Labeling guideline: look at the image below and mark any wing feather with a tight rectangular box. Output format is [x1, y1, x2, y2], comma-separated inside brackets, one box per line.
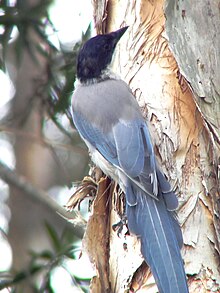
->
[113, 120, 144, 177]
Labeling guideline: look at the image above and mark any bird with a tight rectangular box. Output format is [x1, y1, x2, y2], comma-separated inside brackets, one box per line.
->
[71, 26, 189, 293]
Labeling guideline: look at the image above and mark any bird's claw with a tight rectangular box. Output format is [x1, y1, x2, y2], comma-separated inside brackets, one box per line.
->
[112, 216, 128, 237]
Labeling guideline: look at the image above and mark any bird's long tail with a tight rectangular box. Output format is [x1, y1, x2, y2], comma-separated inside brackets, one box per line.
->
[126, 183, 189, 293]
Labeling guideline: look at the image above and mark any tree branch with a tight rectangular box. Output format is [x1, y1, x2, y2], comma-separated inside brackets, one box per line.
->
[0, 160, 86, 239]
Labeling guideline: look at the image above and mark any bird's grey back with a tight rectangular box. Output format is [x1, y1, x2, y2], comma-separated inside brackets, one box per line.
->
[73, 78, 143, 133]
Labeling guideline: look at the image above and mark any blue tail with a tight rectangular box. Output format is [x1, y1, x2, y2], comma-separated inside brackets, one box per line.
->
[126, 183, 189, 293]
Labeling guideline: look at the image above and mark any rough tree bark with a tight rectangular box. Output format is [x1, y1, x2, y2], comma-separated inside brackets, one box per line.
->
[81, 0, 220, 292]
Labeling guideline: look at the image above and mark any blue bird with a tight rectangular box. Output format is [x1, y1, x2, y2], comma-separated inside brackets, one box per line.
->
[71, 26, 189, 293]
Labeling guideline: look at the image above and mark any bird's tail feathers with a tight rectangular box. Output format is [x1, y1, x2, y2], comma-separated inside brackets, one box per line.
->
[125, 183, 188, 293]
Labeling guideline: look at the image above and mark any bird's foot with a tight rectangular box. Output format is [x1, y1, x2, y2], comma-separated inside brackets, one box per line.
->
[112, 216, 129, 237]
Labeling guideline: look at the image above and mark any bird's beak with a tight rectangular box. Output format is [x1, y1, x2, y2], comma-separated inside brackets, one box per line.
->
[110, 26, 129, 43]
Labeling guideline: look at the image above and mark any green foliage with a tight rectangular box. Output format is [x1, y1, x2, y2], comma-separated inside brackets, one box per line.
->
[0, 0, 91, 135]
[0, 0, 56, 68]
[0, 223, 90, 292]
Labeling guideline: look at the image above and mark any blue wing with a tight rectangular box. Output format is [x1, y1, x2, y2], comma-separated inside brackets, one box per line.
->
[73, 111, 153, 177]
[73, 111, 118, 165]
[73, 111, 177, 210]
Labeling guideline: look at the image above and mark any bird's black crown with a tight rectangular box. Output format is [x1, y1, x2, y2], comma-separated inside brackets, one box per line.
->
[77, 26, 128, 83]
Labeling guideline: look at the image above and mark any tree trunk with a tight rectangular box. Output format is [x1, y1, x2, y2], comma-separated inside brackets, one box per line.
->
[82, 0, 220, 292]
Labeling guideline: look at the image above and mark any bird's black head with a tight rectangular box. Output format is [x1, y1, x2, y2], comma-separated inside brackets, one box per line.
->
[77, 26, 128, 83]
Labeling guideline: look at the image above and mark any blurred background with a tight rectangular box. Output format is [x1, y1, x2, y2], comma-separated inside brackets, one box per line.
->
[0, 0, 95, 292]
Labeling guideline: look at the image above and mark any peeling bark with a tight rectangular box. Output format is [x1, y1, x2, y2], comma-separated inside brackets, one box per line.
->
[83, 177, 112, 292]
[164, 0, 220, 140]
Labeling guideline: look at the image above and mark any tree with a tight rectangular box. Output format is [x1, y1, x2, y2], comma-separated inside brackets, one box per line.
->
[76, 0, 220, 292]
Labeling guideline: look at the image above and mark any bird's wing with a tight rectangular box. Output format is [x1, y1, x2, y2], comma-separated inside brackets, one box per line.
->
[73, 111, 118, 164]
[116, 121, 178, 210]
[74, 110, 159, 193]
[73, 111, 178, 210]
[112, 120, 159, 198]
